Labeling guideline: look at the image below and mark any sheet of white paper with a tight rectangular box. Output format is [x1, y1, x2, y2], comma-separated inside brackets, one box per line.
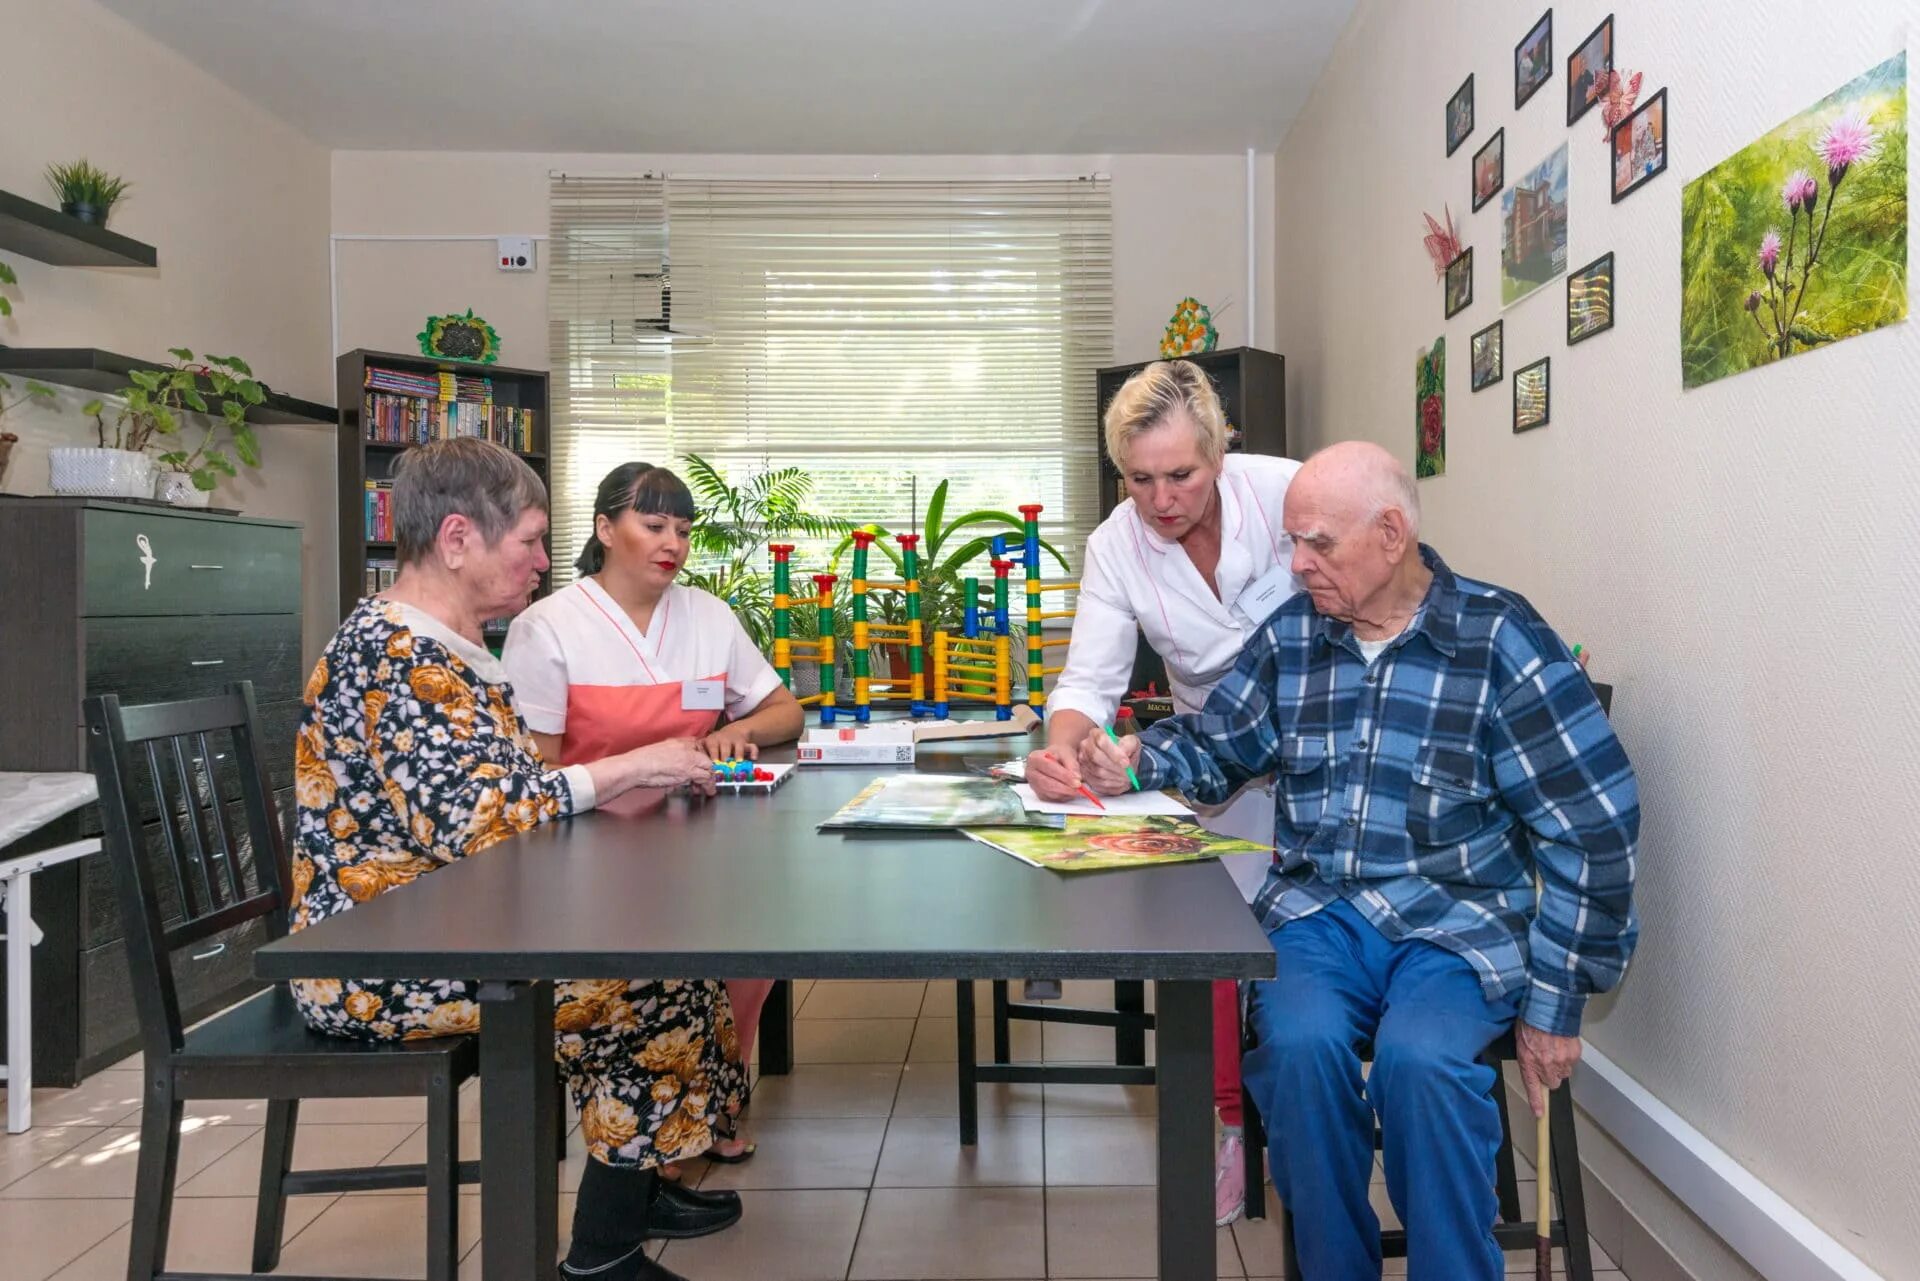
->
[1011, 783, 1194, 818]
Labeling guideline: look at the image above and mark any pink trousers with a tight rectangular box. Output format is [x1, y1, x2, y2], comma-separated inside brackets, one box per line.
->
[1214, 978, 1243, 1126]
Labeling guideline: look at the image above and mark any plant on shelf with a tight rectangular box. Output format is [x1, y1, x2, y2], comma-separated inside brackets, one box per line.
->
[678, 453, 853, 652]
[86, 349, 264, 506]
[45, 158, 131, 227]
[0, 258, 18, 317]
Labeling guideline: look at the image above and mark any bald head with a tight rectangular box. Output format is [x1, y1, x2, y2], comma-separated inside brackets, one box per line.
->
[1283, 442, 1429, 629]
[1290, 441, 1420, 539]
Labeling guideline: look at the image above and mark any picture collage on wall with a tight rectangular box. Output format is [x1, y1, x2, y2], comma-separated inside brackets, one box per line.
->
[1424, 8, 1677, 468]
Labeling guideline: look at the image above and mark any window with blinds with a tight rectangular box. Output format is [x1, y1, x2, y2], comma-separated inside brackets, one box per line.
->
[548, 173, 1112, 586]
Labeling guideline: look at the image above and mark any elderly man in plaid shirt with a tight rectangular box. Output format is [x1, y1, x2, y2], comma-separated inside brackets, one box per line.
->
[1083, 442, 1639, 1281]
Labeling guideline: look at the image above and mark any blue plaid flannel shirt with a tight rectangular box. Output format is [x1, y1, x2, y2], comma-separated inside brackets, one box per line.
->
[1133, 546, 1638, 1037]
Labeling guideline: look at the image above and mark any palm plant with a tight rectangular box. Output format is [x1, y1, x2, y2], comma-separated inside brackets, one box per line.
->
[678, 453, 851, 651]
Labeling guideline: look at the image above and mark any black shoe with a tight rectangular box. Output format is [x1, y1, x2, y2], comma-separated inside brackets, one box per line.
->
[644, 1178, 743, 1239]
[560, 1241, 690, 1280]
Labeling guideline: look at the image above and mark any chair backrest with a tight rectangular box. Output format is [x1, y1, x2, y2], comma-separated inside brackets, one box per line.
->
[83, 680, 289, 1059]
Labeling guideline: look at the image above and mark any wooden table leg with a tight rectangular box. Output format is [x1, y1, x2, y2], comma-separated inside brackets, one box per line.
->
[1154, 980, 1214, 1280]
[478, 980, 558, 1281]
[759, 978, 794, 1076]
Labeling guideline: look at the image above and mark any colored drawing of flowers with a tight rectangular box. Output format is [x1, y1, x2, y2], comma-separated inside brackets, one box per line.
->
[1415, 337, 1445, 480]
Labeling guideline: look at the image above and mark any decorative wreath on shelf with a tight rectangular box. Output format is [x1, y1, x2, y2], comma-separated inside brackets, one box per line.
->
[1159, 296, 1218, 359]
[417, 309, 501, 364]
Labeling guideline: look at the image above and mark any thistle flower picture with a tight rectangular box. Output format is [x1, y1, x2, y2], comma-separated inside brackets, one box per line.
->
[1682, 53, 1907, 388]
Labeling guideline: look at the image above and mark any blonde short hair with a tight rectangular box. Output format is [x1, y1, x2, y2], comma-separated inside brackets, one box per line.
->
[1102, 359, 1229, 471]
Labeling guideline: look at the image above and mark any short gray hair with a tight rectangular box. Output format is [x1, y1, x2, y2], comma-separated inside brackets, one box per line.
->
[1373, 463, 1421, 539]
[391, 438, 548, 567]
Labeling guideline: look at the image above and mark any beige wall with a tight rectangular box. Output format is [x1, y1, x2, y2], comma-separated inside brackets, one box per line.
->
[331, 150, 1276, 370]
[0, 0, 335, 662]
[1273, 1, 1918, 1276]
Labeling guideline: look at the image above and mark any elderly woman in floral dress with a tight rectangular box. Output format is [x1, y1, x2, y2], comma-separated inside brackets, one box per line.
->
[290, 438, 734, 1281]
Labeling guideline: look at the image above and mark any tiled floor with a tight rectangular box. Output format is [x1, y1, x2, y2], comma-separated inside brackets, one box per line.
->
[0, 978, 1631, 1280]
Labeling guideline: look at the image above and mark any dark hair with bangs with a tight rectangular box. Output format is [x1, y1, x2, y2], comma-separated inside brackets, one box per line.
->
[575, 462, 698, 575]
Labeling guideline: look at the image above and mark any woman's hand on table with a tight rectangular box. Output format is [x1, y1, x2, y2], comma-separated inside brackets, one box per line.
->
[1078, 731, 1142, 795]
[1025, 748, 1086, 802]
[698, 727, 760, 765]
[629, 738, 719, 794]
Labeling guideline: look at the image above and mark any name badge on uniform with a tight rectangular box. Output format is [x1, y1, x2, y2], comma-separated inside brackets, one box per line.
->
[1233, 565, 1294, 627]
[682, 680, 724, 711]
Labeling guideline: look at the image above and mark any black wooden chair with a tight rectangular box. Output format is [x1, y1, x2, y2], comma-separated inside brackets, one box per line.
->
[953, 979, 1155, 1143]
[86, 682, 479, 1281]
[1240, 1027, 1594, 1279]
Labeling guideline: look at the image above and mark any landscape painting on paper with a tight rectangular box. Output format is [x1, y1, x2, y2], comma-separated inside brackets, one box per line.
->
[1502, 144, 1570, 306]
[1680, 52, 1907, 389]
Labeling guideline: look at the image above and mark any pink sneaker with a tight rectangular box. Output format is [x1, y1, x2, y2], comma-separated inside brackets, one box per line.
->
[1215, 1134, 1246, 1226]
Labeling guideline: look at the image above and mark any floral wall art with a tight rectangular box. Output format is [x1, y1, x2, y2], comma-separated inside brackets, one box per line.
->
[1681, 52, 1907, 389]
[1416, 335, 1445, 479]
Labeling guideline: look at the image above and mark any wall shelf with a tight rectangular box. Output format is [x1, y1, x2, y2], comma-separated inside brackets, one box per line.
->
[0, 189, 157, 269]
[0, 347, 334, 426]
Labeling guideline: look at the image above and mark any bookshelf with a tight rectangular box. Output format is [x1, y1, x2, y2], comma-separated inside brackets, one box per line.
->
[334, 349, 551, 640]
[1091, 346, 1287, 693]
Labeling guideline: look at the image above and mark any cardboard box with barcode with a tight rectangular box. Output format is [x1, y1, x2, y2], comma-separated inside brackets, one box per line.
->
[797, 705, 1038, 764]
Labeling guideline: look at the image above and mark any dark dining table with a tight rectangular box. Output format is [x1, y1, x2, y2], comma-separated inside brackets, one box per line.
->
[255, 738, 1276, 1280]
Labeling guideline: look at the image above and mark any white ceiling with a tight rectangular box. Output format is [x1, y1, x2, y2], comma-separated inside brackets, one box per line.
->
[94, 0, 1356, 153]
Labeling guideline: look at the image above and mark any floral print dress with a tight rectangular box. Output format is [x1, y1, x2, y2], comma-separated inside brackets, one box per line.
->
[290, 598, 748, 1169]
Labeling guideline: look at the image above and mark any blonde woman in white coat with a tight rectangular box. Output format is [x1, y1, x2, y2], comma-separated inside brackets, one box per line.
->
[1027, 358, 1301, 1225]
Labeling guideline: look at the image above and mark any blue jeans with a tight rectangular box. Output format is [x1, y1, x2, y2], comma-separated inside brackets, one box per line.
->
[1243, 898, 1520, 1281]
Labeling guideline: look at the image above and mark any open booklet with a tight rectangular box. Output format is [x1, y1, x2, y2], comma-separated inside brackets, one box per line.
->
[818, 773, 1067, 831]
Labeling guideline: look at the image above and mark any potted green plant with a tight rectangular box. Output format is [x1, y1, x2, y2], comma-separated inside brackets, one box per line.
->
[45, 159, 130, 227]
[678, 455, 852, 678]
[64, 349, 264, 505]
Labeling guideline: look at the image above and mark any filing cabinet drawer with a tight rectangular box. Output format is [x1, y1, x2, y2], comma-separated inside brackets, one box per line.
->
[82, 508, 301, 616]
[84, 614, 304, 709]
[80, 917, 269, 1063]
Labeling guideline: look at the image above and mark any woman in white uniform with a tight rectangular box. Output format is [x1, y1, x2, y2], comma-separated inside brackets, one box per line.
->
[1026, 358, 1300, 1225]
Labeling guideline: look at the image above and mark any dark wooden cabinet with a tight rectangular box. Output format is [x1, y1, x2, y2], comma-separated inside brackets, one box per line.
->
[0, 498, 301, 1085]
[1092, 347, 1288, 695]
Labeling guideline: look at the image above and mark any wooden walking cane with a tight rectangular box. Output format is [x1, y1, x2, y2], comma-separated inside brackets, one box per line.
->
[1533, 870, 1553, 1281]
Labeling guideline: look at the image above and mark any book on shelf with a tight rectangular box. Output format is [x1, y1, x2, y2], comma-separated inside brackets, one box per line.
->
[364, 478, 395, 542]
[361, 365, 539, 454]
[363, 557, 398, 597]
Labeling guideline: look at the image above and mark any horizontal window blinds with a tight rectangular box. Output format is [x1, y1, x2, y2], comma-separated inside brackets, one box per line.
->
[548, 173, 670, 581]
[549, 173, 1112, 583]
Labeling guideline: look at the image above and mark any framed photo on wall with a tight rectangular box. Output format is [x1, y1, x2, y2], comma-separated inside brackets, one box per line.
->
[1612, 87, 1669, 201]
[1471, 320, 1504, 391]
[1567, 14, 1613, 124]
[1513, 356, 1551, 432]
[1447, 74, 1476, 155]
[1515, 9, 1554, 109]
[1472, 128, 1506, 211]
[1567, 252, 1615, 343]
[1445, 247, 1474, 318]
